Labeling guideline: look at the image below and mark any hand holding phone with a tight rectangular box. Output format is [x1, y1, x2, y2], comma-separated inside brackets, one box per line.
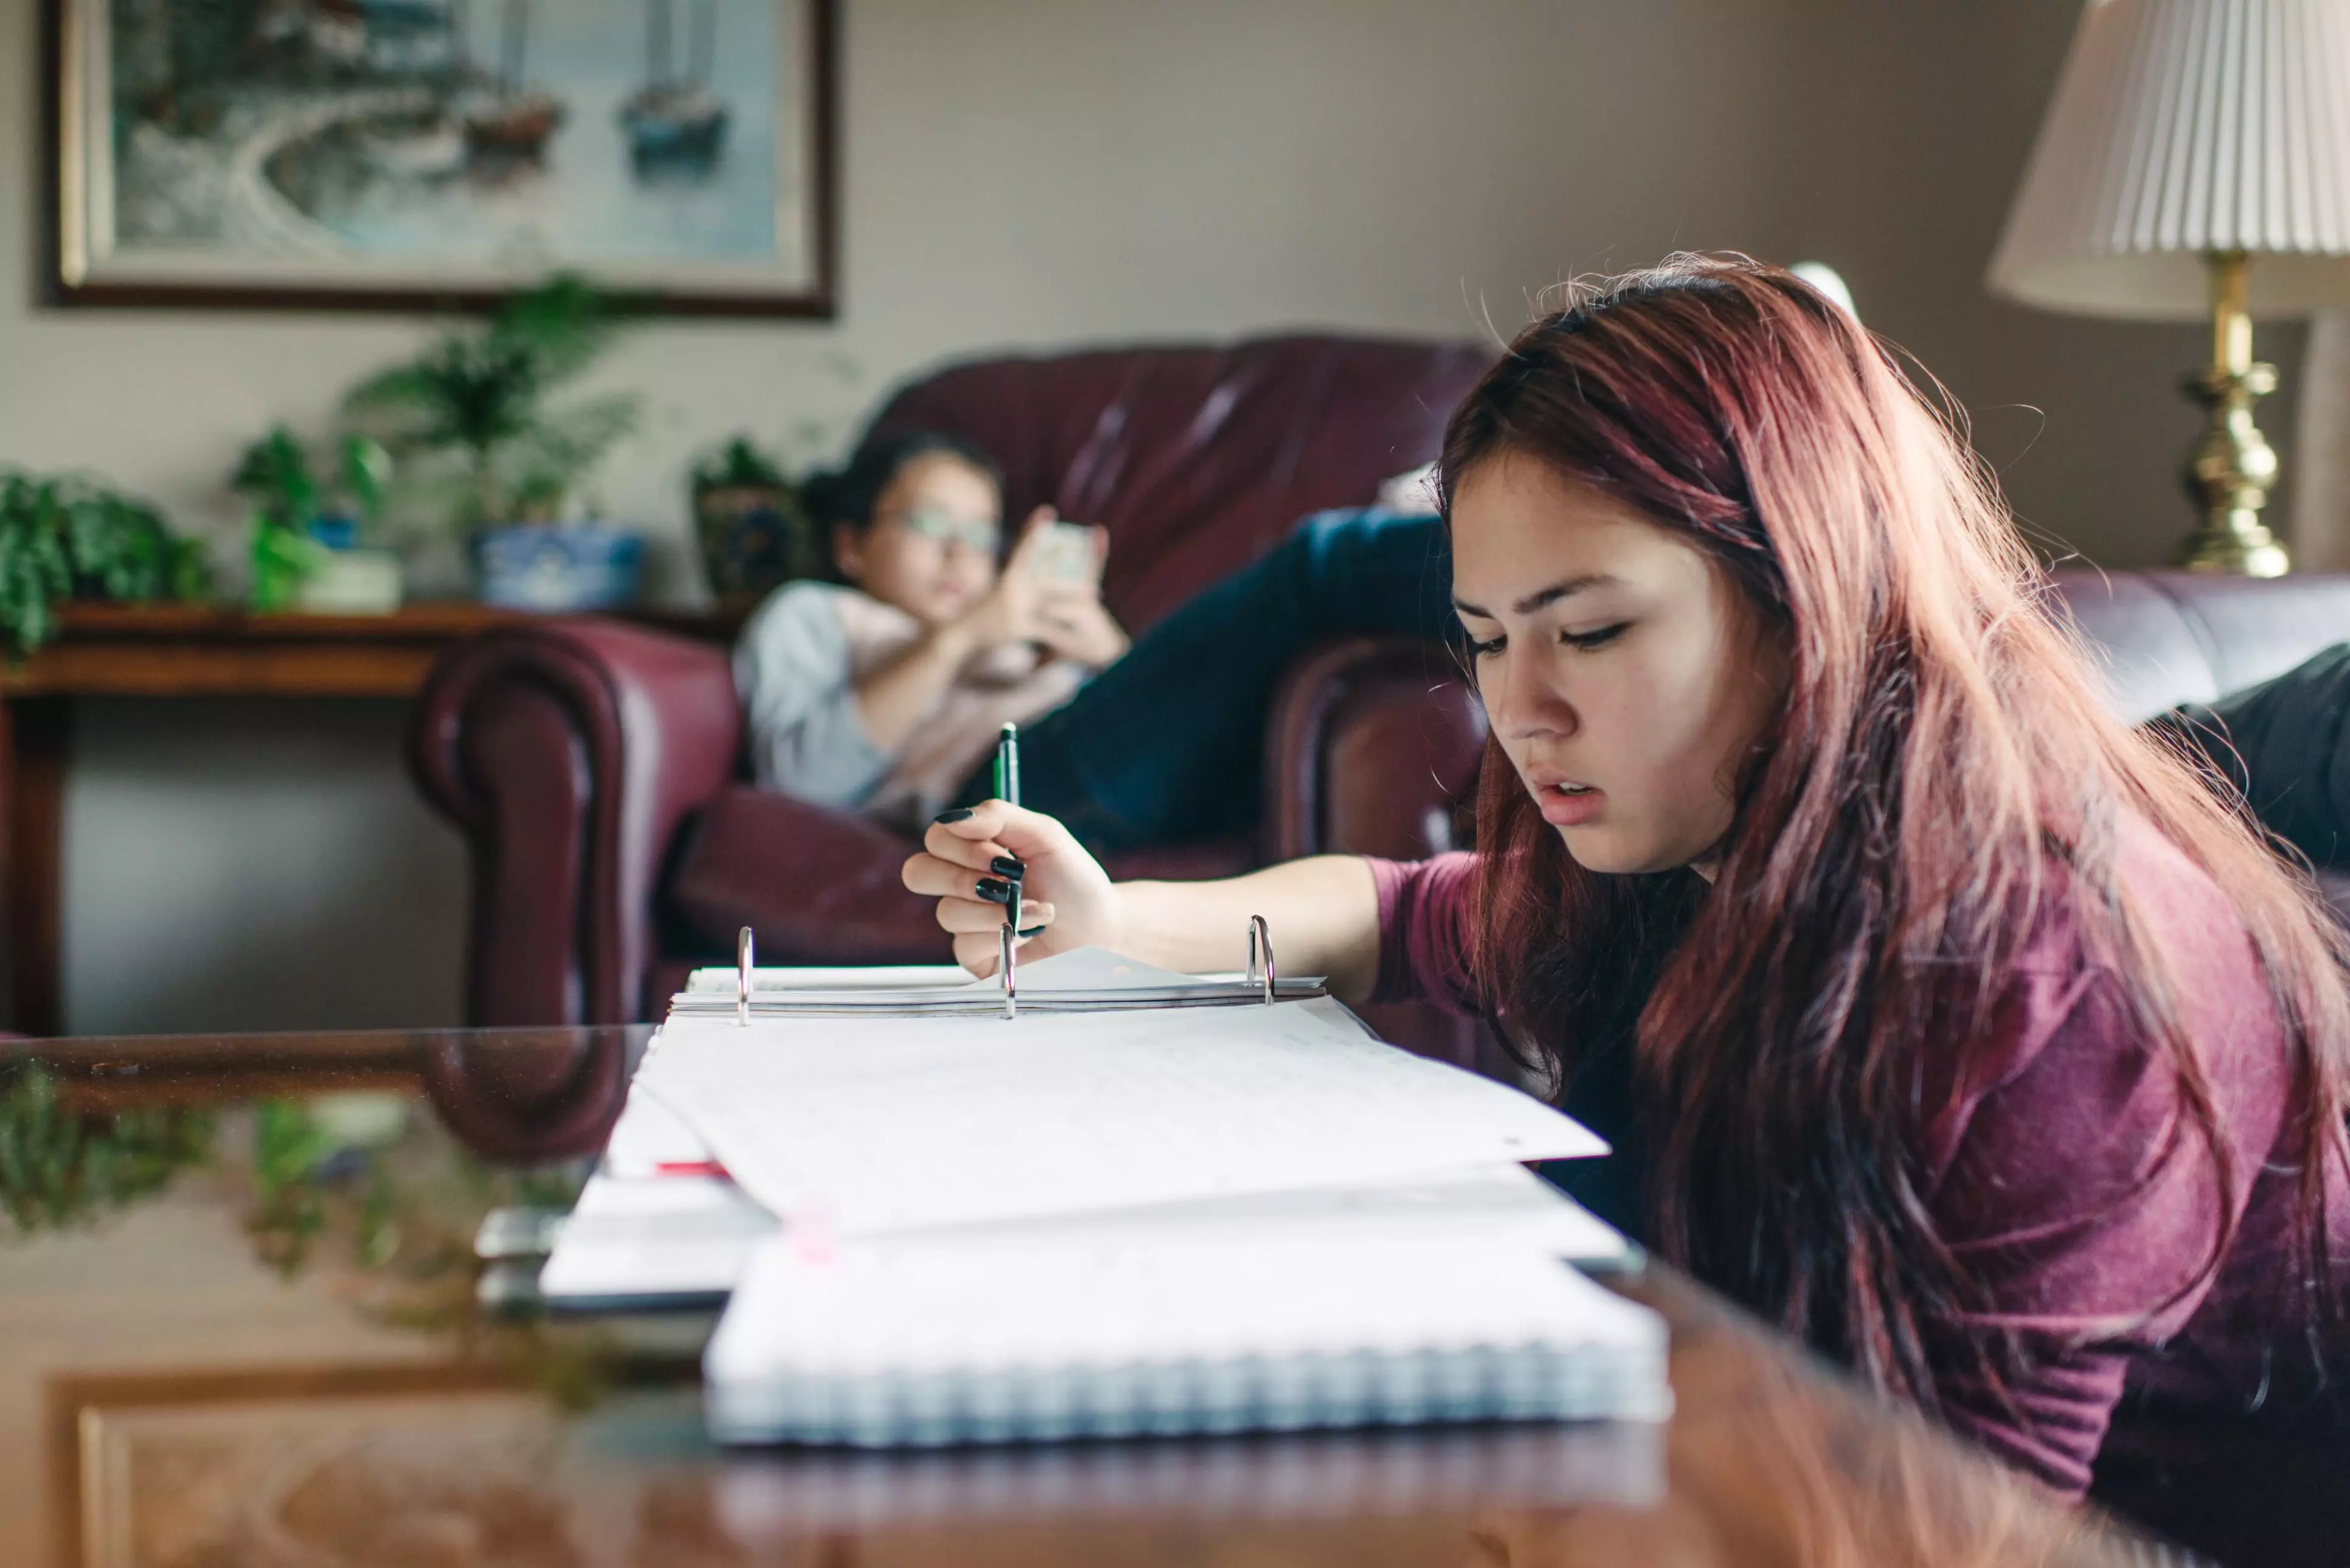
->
[1024, 519, 1103, 584]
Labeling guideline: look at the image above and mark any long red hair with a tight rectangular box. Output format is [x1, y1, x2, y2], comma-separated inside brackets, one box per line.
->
[1441, 254, 2350, 1408]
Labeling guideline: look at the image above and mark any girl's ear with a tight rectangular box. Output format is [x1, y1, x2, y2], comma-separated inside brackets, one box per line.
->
[831, 522, 866, 585]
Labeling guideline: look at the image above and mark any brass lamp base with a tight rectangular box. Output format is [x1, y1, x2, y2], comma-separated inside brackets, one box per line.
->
[2180, 361, 2289, 575]
[2178, 251, 2290, 577]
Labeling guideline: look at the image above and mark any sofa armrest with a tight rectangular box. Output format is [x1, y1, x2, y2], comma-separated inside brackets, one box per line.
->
[410, 619, 743, 1026]
[1261, 635, 1500, 1074]
[1262, 636, 1486, 861]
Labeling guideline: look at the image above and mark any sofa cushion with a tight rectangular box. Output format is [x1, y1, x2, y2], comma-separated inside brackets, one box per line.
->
[669, 789, 948, 964]
[2051, 568, 2350, 724]
[668, 786, 1254, 965]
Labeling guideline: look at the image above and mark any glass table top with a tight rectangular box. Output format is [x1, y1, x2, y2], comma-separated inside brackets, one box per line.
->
[0, 1026, 2203, 1567]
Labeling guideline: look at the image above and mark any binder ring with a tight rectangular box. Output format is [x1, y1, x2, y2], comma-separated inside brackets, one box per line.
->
[737, 925, 755, 1027]
[999, 922, 1018, 1020]
[1246, 914, 1276, 1004]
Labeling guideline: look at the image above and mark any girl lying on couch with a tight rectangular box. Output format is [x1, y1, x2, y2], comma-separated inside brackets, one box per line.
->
[734, 432, 1457, 844]
[733, 433, 1128, 832]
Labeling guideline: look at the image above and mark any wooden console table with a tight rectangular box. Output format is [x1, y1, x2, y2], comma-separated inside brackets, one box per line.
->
[0, 603, 725, 1035]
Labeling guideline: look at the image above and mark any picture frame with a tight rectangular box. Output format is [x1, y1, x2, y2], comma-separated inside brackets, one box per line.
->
[42, 0, 838, 317]
[48, 1364, 538, 1568]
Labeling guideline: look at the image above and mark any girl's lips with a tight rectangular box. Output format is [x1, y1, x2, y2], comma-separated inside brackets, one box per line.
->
[1534, 781, 1605, 827]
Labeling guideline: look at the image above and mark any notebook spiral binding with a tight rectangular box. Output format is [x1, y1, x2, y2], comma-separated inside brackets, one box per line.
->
[709, 1336, 1671, 1449]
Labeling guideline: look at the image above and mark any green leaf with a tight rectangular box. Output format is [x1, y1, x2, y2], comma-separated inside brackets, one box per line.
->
[339, 436, 392, 521]
[343, 364, 459, 427]
[249, 516, 328, 611]
[0, 468, 212, 658]
[229, 427, 319, 527]
[693, 435, 791, 492]
[337, 272, 631, 533]
[490, 271, 617, 388]
[518, 393, 639, 477]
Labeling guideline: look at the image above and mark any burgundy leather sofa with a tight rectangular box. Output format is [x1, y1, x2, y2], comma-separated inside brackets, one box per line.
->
[411, 334, 1496, 1049]
[409, 334, 2350, 1056]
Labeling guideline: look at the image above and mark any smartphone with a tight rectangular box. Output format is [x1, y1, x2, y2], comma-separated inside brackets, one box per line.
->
[1025, 520, 1100, 583]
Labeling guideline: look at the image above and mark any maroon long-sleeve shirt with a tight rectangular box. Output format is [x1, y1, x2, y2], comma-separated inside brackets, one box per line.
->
[1365, 820, 2350, 1496]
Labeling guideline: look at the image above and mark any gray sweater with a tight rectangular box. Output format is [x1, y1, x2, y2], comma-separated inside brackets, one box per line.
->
[732, 582, 1088, 829]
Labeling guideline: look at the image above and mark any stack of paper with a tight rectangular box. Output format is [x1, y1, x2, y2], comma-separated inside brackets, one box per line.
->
[547, 1078, 754, 1282]
[540, 1086, 1630, 1308]
[544, 947, 1666, 1447]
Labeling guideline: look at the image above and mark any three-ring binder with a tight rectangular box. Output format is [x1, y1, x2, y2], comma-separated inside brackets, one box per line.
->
[1246, 914, 1277, 1005]
[702, 920, 1323, 1021]
[738, 926, 755, 1027]
[999, 922, 1017, 1020]
[990, 914, 1282, 1020]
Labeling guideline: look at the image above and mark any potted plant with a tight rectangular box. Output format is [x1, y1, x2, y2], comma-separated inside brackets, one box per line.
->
[0, 471, 212, 658]
[230, 426, 402, 613]
[690, 435, 822, 612]
[342, 274, 645, 610]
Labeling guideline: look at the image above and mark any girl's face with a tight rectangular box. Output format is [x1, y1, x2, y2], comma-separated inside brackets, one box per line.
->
[833, 454, 1003, 626]
[1450, 451, 1789, 877]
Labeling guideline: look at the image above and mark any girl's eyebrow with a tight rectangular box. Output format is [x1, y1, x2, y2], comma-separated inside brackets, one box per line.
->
[1452, 573, 1621, 620]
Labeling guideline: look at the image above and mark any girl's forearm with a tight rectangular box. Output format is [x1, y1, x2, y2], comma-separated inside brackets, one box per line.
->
[1111, 855, 1382, 1006]
[852, 624, 974, 750]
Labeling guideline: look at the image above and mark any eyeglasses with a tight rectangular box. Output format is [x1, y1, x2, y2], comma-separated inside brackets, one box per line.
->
[886, 507, 1000, 554]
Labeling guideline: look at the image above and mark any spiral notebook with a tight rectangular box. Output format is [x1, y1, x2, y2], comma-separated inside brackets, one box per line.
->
[706, 1215, 1669, 1448]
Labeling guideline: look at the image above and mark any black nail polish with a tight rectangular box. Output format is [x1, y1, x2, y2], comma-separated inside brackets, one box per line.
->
[991, 855, 1025, 880]
[933, 807, 974, 824]
[976, 877, 1014, 904]
[1017, 925, 1046, 938]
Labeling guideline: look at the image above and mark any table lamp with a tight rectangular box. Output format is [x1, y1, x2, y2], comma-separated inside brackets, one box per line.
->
[1988, 0, 2350, 575]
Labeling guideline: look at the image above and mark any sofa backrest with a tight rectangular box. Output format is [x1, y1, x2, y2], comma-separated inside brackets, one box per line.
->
[2049, 569, 2350, 723]
[858, 334, 1495, 631]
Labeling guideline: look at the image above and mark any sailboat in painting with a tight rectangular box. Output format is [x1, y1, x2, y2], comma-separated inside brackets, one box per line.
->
[462, 0, 566, 164]
[620, 0, 730, 168]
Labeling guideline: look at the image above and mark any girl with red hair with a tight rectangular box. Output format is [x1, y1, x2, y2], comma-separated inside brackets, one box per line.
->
[904, 254, 2350, 1498]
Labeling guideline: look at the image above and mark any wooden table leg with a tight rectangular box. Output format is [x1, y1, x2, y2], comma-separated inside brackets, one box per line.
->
[1, 698, 70, 1036]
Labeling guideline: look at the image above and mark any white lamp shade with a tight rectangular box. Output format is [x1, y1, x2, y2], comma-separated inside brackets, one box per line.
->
[1989, 0, 2350, 321]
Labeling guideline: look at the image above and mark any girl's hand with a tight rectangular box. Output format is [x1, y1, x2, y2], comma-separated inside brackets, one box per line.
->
[1034, 588, 1129, 668]
[902, 801, 1120, 976]
[949, 508, 1060, 653]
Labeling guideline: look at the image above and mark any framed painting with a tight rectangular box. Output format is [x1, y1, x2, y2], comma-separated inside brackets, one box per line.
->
[43, 0, 837, 316]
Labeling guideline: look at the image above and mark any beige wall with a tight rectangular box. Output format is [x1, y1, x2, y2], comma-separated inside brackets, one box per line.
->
[0, 0, 2286, 1032]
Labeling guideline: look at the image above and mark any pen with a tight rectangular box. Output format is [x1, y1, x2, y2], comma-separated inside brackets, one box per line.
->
[994, 723, 1023, 977]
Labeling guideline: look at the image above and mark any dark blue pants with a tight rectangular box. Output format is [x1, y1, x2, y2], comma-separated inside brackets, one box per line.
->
[2162, 643, 2350, 868]
[960, 508, 1457, 852]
